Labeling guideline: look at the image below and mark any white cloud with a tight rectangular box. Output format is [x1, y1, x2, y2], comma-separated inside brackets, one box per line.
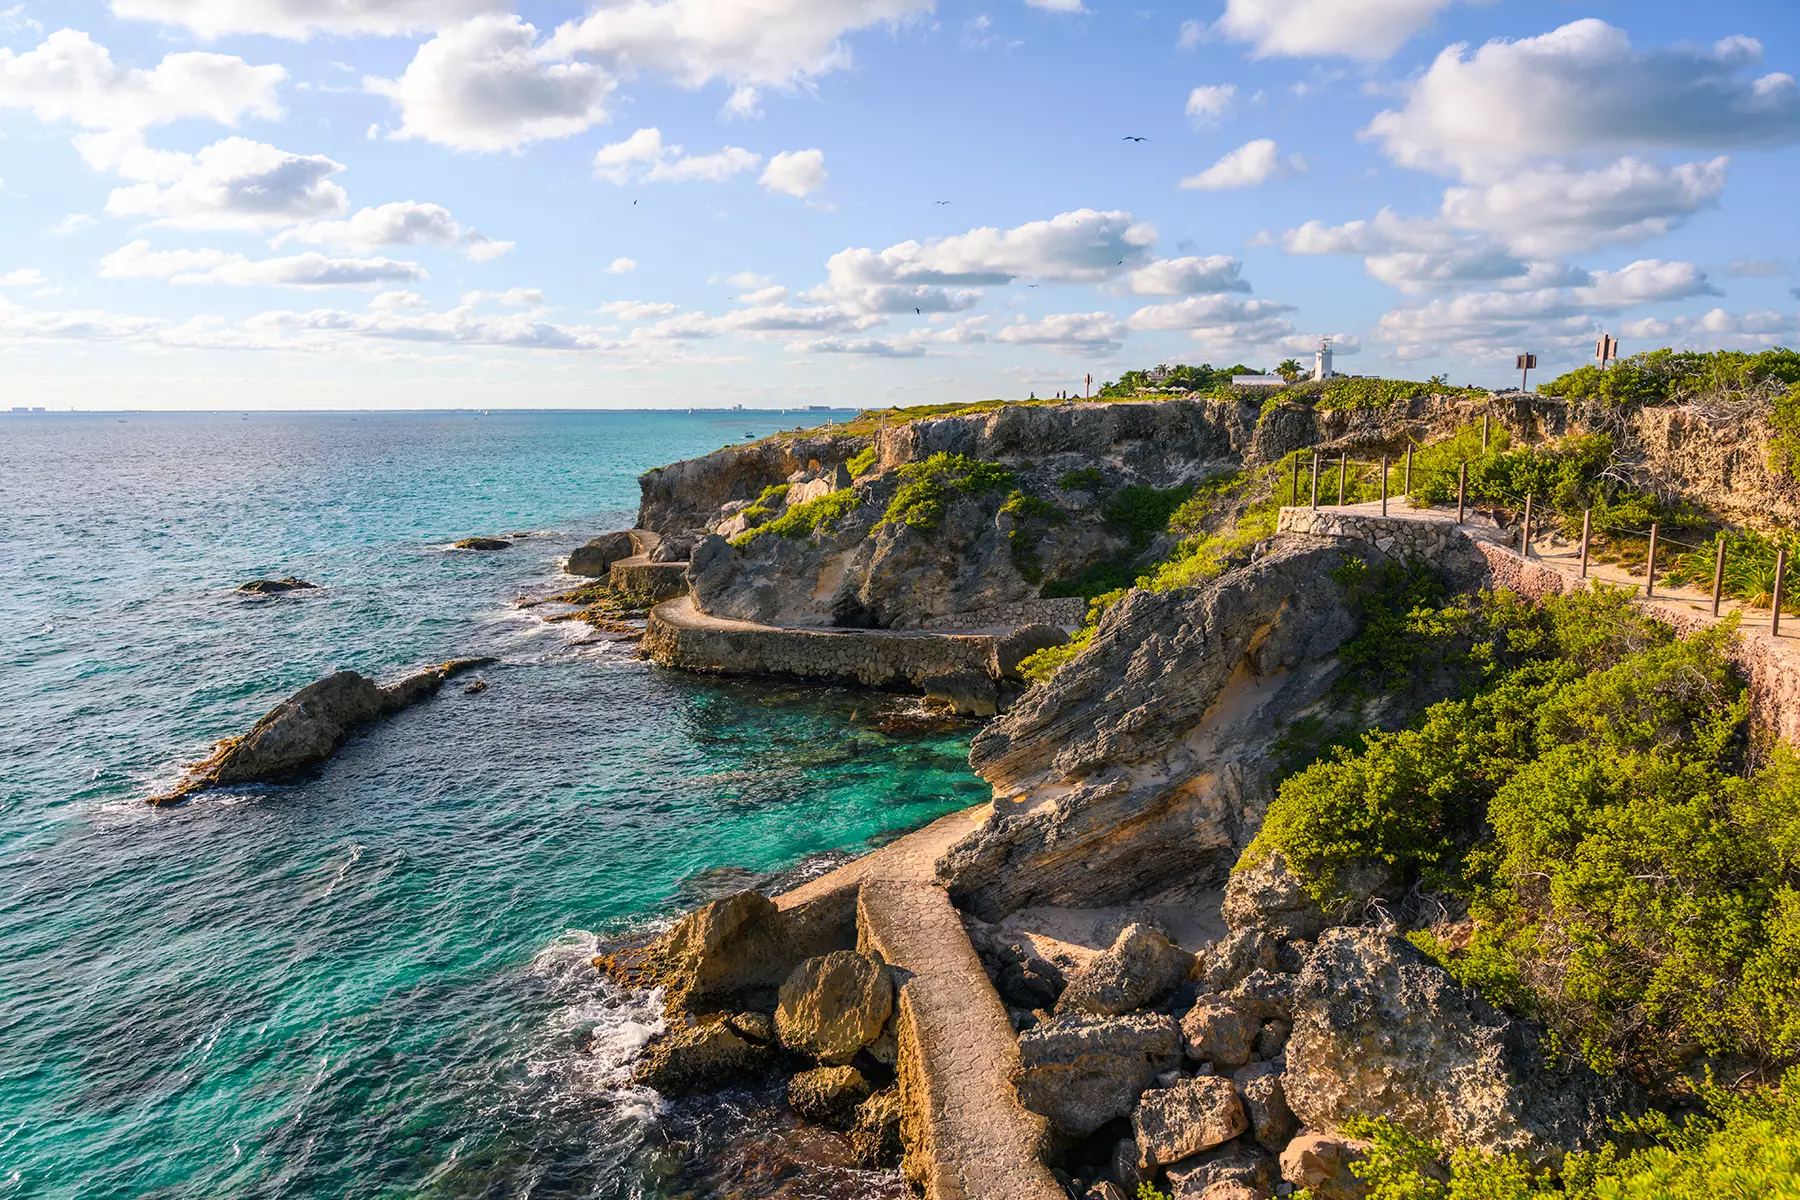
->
[1128, 294, 1298, 346]
[1366, 20, 1800, 179]
[1185, 84, 1236, 128]
[790, 334, 926, 357]
[460, 287, 544, 306]
[737, 285, 788, 304]
[277, 200, 512, 260]
[1619, 308, 1800, 351]
[50, 214, 96, 235]
[1, 268, 47, 287]
[1216, 0, 1479, 62]
[103, 137, 349, 232]
[1726, 258, 1785, 279]
[760, 148, 826, 197]
[1575, 260, 1719, 308]
[249, 304, 622, 350]
[1024, 0, 1083, 12]
[1438, 157, 1730, 257]
[367, 15, 612, 153]
[1, 4, 41, 34]
[0, 29, 284, 132]
[593, 128, 761, 184]
[600, 299, 679, 320]
[606, 257, 638, 274]
[1179, 138, 1297, 190]
[1177, 20, 1204, 50]
[111, 0, 507, 39]
[100, 239, 426, 288]
[727, 270, 771, 288]
[995, 312, 1129, 355]
[371, 289, 427, 309]
[1125, 256, 1250, 296]
[546, 0, 932, 93]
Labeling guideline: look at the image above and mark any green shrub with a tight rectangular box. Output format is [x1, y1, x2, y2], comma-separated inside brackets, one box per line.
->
[1017, 589, 1127, 684]
[1409, 432, 1695, 536]
[1040, 481, 1197, 598]
[1539, 348, 1800, 408]
[1769, 383, 1800, 486]
[1001, 489, 1066, 581]
[1664, 528, 1800, 613]
[1058, 466, 1107, 491]
[845, 445, 878, 477]
[732, 487, 862, 545]
[880, 453, 1016, 535]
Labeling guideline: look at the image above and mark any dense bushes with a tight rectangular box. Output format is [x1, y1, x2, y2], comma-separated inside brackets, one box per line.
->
[880, 452, 1016, 534]
[1409, 432, 1693, 537]
[1251, 585, 1800, 1077]
[1539, 348, 1800, 408]
[732, 487, 862, 544]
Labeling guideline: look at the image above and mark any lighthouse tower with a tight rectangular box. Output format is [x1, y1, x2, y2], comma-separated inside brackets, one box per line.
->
[1312, 338, 1335, 382]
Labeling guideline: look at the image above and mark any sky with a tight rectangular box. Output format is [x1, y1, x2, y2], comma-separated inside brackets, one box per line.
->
[0, 0, 1797, 410]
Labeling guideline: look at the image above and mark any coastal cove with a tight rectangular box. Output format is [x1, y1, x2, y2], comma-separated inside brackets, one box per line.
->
[0, 411, 984, 1199]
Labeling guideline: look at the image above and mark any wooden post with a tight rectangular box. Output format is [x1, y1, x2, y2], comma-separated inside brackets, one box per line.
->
[1711, 538, 1726, 618]
[1482, 413, 1490, 453]
[1381, 455, 1389, 516]
[1520, 493, 1533, 558]
[1457, 463, 1467, 524]
[1404, 444, 1413, 498]
[1645, 523, 1659, 598]
[1292, 456, 1301, 506]
[1579, 509, 1591, 577]
[1310, 454, 1320, 509]
[1337, 452, 1347, 506]
[1776, 549, 1788, 637]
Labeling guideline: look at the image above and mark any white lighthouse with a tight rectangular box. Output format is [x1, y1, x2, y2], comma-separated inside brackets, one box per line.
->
[1312, 338, 1335, 382]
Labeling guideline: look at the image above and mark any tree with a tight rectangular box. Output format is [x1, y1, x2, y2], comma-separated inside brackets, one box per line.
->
[1428, 373, 1449, 387]
[1277, 358, 1303, 382]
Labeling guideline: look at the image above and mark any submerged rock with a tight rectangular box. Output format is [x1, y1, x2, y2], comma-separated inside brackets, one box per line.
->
[1013, 1011, 1181, 1136]
[633, 1016, 778, 1095]
[453, 537, 511, 550]
[1284, 928, 1637, 1168]
[1056, 923, 1194, 1017]
[236, 576, 316, 594]
[848, 1087, 904, 1168]
[567, 530, 636, 577]
[150, 658, 495, 804]
[775, 950, 894, 1065]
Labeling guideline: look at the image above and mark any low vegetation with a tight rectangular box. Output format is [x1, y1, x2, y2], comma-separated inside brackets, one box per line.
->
[1666, 528, 1800, 614]
[1539, 347, 1800, 409]
[732, 487, 862, 545]
[880, 452, 1017, 535]
[845, 445, 878, 477]
[1273, 377, 1489, 410]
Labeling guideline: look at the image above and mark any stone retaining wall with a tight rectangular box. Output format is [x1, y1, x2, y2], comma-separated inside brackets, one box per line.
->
[919, 597, 1088, 631]
[646, 597, 1004, 690]
[1277, 506, 1464, 560]
[610, 558, 689, 600]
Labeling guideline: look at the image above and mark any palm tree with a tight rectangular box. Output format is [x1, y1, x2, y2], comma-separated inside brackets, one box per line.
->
[1276, 358, 1303, 383]
[1428, 373, 1449, 387]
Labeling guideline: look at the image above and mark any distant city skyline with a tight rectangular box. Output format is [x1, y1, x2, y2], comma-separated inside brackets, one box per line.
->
[0, 0, 1796, 409]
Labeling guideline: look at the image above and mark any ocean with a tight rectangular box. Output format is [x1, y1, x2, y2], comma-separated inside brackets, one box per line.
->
[0, 411, 986, 1199]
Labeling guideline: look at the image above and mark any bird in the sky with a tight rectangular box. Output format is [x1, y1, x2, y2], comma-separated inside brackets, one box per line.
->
[934, 200, 952, 205]
[915, 307, 922, 315]
[1123, 136, 1148, 142]
[1028, 284, 1039, 288]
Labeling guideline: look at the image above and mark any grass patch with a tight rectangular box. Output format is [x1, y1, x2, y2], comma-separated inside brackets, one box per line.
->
[732, 487, 863, 545]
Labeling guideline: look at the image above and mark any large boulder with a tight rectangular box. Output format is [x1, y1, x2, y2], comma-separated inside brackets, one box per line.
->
[568, 531, 636, 576]
[1132, 1076, 1249, 1169]
[1181, 996, 1259, 1069]
[1056, 923, 1195, 1017]
[1223, 851, 1331, 941]
[1232, 1061, 1298, 1152]
[632, 1016, 776, 1094]
[774, 950, 894, 1065]
[1284, 928, 1638, 1168]
[236, 576, 316, 594]
[651, 890, 794, 1014]
[1165, 1139, 1278, 1198]
[848, 1087, 904, 1167]
[920, 669, 1000, 718]
[787, 1065, 872, 1128]
[1278, 1131, 1371, 1200]
[1013, 1012, 1181, 1136]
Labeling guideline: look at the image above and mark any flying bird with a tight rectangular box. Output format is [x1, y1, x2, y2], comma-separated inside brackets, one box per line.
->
[934, 200, 952, 205]
[1028, 284, 1039, 288]
[915, 307, 922, 315]
[1123, 136, 1148, 142]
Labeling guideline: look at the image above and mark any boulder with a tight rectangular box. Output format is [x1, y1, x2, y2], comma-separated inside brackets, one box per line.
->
[848, 1087, 904, 1168]
[920, 669, 999, 718]
[1278, 1131, 1371, 1200]
[453, 537, 511, 550]
[997, 947, 1067, 1011]
[1255, 1020, 1291, 1060]
[632, 1016, 776, 1094]
[652, 890, 794, 1014]
[148, 659, 495, 804]
[1165, 1139, 1277, 1198]
[1284, 928, 1638, 1169]
[236, 577, 316, 594]
[1181, 997, 1259, 1069]
[651, 534, 694, 563]
[1057, 923, 1195, 1018]
[774, 950, 894, 1065]
[1187, 1185, 1262, 1200]
[1198, 931, 1281, 994]
[992, 624, 1071, 681]
[1013, 1012, 1181, 1136]
[1223, 852, 1331, 941]
[568, 531, 635, 577]
[1232, 1062, 1298, 1152]
[1131, 1076, 1248, 1169]
[787, 1065, 872, 1128]
[1084, 1184, 1127, 1200]
[1226, 970, 1295, 1022]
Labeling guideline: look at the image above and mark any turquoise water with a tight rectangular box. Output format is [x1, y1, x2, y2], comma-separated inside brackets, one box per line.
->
[0, 412, 987, 1199]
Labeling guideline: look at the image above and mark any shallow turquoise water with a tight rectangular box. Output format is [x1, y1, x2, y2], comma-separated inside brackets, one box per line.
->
[0, 412, 985, 1199]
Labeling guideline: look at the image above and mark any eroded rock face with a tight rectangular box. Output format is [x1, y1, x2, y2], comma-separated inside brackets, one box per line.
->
[150, 659, 494, 804]
[633, 1017, 777, 1094]
[568, 531, 635, 577]
[1132, 1075, 1248, 1168]
[1056, 923, 1194, 1017]
[848, 1087, 904, 1167]
[787, 1065, 872, 1128]
[652, 890, 795, 1014]
[1182, 997, 1259, 1070]
[774, 950, 894, 1065]
[1285, 928, 1636, 1168]
[1013, 1012, 1181, 1136]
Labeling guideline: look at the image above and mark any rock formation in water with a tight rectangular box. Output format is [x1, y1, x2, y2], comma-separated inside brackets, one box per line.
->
[236, 577, 317, 594]
[453, 537, 511, 551]
[150, 658, 494, 805]
[566, 530, 635, 577]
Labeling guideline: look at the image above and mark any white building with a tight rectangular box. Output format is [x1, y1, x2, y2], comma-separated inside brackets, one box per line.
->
[1232, 374, 1285, 388]
[1312, 338, 1336, 382]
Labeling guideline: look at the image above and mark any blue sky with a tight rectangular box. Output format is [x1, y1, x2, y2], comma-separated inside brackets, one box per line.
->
[1, 0, 1797, 409]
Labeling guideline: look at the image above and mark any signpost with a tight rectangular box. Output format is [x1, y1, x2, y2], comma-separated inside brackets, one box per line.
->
[1595, 334, 1620, 369]
[1516, 353, 1537, 392]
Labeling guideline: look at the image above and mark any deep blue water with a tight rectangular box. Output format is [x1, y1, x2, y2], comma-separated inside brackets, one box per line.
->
[0, 412, 986, 1199]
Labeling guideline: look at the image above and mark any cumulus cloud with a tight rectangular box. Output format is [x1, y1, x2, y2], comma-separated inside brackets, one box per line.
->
[1128, 294, 1298, 345]
[1280, 208, 1560, 293]
[249, 304, 622, 351]
[593, 127, 762, 184]
[110, 0, 507, 39]
[599, 299, 679, 320]
[1179, 139, 1301, 190]
[276, 200, 512, 260]
[1124, 256, 1250, 296]
[50, 214, 97, 235]
[994, 312, 1129, 355]
[1575, 259, 1720, 308]
[1619, 308, 1800, 351]
[0, 29, 284, 132]
[1366, 21, 1800, 179]
[367, 15, 612, 152]
[1438, 157, 1730, 257]
[789, 334, 926, 357]
[102, 138, 349, 231]
[546, 0, 931, 93]
[1726, 258, 1785, 279]
[460, 287, 544, 306]
[100, 239, 426, 288]
[606, 257, 638, 274]
[760, 149, 826, 197]
[371, 289, 428, 309]
[1185, 84, 1236, 127]
[1216, 0, 1481, 61]
[0, 268, 48, 287]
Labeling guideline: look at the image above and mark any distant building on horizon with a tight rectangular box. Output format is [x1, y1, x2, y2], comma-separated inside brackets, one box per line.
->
[1232, 374, 1285, 387]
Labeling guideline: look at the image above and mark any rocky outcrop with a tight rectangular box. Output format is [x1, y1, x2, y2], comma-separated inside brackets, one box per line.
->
[151, 658, 494, 804]
[1055, 923, 1194, 1017]
[849, 1087, 905, 1166]
[1131, 1076, 1248, 1168]
[1284, 928, 1636, 1168]
[452, 537, 511, 550]
[236, 576, 316, 594]
[567, 530, 635, 577]
[633, 1014, 779, 1094]
[1279, 1131, 1371, 1200]
[787, 1065, 873, 1127]
[774, 950, 894, 1065]
[1013, 1012, 1181, 1136]
[940, 535, 1477, 920]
